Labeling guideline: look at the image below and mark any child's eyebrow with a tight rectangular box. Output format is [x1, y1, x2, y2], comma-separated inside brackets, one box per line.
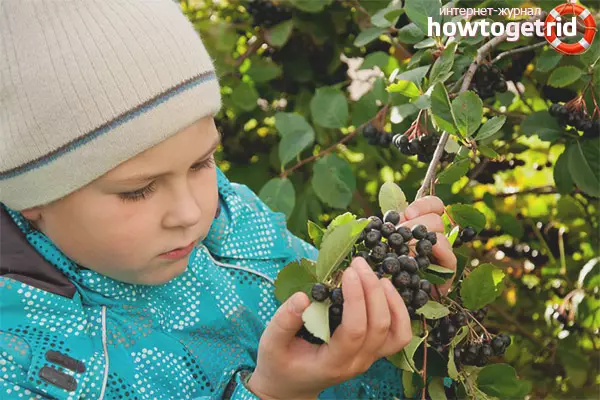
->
[109, 136, 221, 184]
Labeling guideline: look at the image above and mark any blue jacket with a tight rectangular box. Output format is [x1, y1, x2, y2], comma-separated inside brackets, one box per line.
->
[0, 168, 403, 399]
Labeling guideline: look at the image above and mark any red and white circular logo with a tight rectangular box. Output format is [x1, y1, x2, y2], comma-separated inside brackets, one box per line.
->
[545, 1, 597, 55]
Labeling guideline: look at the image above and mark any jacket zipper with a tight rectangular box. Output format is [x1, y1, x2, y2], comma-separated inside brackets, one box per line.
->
[199, 244, 275, 286]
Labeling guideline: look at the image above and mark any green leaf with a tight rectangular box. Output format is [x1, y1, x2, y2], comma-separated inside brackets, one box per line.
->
[477, 363, 532, 398]
[321, 212, 357, 245]
[437, 158, 469, 184]
[395, 66, 430, 87]
[426, 264, 455, 276]
[387, 80, 421, 98]
[556, 196, 586, 220]
[412, 94, 431, 109]
[475, 116, 506, 141]
[554, 149, 575, 194]
[275, 113, 315, 166]
[567, 138, 600, 197]
[478, 145, 499, 159]
[354, 27, 387, 47]
[429, 42, 457, 86]
[460, 264, 505, 310]
[274, 259, 318, 303]
[496, 213, 524, 238]
[420, 271, 448, 285]
[536, 48, 562, 73]
[359, 51, 390, 70]
[288, 0, 332, 12]
[310, 87, 349, 129]
[428, 377, 447, 400]
[247, 58, 282, 82]
[416, 301, 450, 319]
[302, 300, 331, 342]
[548, 66, 583, 88]
[231, 82, 258, 111]
[397, 23, 425, 44]
[414, 38, 436, 49]
[307, 221, 325, 248]
[446, 204, 486, 233]
[312, 155, 356, 208]
[378, 181, 408, 215]
[387, 334, 427, 372]
[447, 225, 460, 246]
[521, 111, 563, 142]
[371, 6, 402, 28]
[451, 91, 482, 138]
[404, 0, 442, 35]
[403, 370, 419, 398]
[390, 103, 419, 124]
[258, 178, 296, 218]
[447, 347, 460, 380]
[430, 83, 457, 134]
[316, 219, 369, 282]
[580, 39, 600, 66]
[264, 20, 294, 47]
[352, 90, 379, 127]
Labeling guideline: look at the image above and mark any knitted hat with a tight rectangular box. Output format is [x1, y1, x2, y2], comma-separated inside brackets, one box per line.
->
[0, 0, 222, 212]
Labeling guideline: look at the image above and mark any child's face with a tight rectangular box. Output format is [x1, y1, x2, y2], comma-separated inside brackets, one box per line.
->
[21, 116, 221, 285]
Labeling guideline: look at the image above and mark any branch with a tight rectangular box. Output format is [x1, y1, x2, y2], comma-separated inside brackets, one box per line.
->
[415, 14, 546, 201]
[472, 185, 559, 202]
[280, 131, 359, 178]
[491, 41, 546, 64]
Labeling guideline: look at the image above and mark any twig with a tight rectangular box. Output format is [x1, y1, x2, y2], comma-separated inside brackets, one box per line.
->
[472, 185, 558, 202]
[529, 218, 558, 266]
[421, 317, 428, 400]
[515, 82, 535, 113]
[280, 131, 359, 178]
[491, 41, 546, 64]
[558, 227, 567, 276]
[415, 15, 545, 201]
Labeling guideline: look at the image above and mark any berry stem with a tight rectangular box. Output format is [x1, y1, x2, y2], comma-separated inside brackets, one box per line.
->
[490, 41, 546, 64]
[446, 297, 492, 340]
[420, 316, 428, 400]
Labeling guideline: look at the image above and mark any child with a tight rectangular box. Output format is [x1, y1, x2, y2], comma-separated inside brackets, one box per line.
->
[0, 1, 456, 399]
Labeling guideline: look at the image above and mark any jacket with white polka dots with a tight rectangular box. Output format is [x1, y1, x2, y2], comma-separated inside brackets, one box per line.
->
[0, 168, 403, 399]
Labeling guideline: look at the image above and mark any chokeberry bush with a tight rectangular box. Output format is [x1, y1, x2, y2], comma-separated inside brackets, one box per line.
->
[179, 0, 599, 398]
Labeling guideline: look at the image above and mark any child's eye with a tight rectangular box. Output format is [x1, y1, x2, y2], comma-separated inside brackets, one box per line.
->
[119, 157, 216, 202]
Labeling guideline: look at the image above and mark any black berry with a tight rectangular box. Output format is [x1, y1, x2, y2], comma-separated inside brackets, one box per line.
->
[384, 210, 401, 225]
[382, 256, 401, 275]
[330, 288, 344, 305]
[416, 239, 433, 256]
[412, 224, 428, 240]
[413, 289, 429, 308]
[425, 231, 437, 245]
[311, 283, 329, 302]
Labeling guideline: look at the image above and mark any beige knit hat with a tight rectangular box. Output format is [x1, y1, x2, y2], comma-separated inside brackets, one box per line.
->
[0, 0, 222, 211]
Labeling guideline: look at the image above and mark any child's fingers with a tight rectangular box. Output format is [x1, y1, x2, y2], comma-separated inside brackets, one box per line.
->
[262, 292, 311, 351]
[377, 278, 412, 357]
[351, 259, 391, 364]
[398, 213, 445, 233]
[400, 196, 445, 222]
[323, 263, 367, 368]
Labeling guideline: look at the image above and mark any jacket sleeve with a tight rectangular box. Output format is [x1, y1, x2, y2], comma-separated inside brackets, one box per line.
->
[0, 345, 50, 399]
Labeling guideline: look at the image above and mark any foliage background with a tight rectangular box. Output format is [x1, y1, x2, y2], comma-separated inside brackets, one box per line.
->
[178, 0, 599, 398]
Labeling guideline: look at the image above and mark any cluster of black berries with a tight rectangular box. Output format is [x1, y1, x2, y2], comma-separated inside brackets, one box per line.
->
[452, 227, 476, 248]
[549, 104, 599, 138]
[392, 133, 455, 164]
[353, 212, 438, 318]
[245, 0, 292, 28]
[455, 333, 512, 367]
[363, 122, 393, 147]
[471, 64, 508, 100]
[470, 158, 525, 184]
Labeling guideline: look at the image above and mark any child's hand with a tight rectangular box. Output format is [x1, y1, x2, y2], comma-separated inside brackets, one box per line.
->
[398, 196, 457, 297]
[248, 258, 412, 400]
